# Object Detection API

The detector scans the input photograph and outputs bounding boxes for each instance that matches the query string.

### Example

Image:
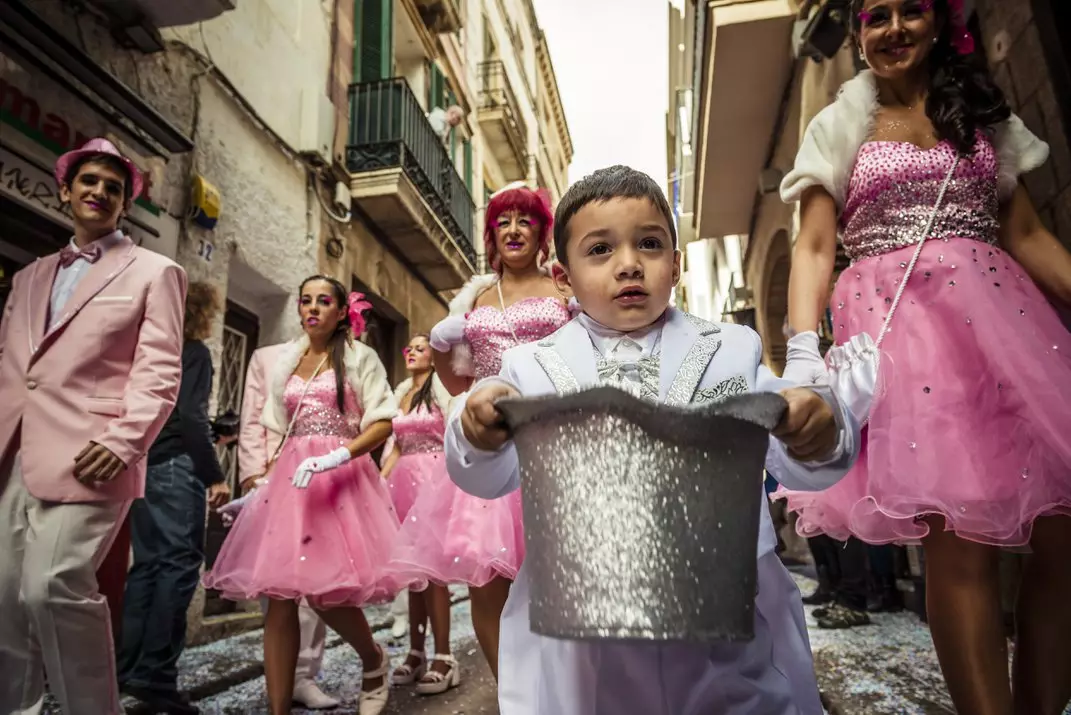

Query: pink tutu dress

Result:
[203,371,415,607]
[778,137,1071,547]
[385,404,447,521]
[392,297,571,585]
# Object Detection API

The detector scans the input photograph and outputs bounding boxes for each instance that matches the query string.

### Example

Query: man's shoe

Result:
[293,680,341,709]
[121,684,200,715]
[817,603,871,630]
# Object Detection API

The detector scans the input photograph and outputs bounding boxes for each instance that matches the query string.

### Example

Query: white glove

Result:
[429,315,467,352]
[292,447,352,489]
[219,487,257,526]
[781,331,829,386]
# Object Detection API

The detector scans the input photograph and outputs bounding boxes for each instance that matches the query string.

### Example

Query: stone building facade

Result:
[2,0,571,642]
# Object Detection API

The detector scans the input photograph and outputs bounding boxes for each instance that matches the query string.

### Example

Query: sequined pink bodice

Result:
[285,371,362,439]
[464,297,571,381]
[841,136,1000,263]
[393,405,445,455]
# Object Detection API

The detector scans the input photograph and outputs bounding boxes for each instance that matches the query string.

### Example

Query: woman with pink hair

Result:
[390,182,571,680]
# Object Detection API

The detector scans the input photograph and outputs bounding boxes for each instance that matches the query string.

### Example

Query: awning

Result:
[0,0,193,154]
[694,0,795,238]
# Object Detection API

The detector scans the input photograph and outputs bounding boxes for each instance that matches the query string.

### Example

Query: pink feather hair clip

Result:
[347,292,373,338]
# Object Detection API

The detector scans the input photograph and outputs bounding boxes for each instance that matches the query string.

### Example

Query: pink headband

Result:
[347,292,372,338]
[858,0,974,55]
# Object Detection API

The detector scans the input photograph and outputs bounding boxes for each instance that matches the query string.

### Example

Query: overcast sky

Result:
[534,0,670,188]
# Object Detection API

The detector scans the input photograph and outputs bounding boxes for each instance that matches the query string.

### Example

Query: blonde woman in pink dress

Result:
[396,183,571,680]
[379,334,461,695]
[203,276,414,715]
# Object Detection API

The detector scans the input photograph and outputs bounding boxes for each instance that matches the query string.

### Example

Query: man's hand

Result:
[73,442,126,485]
[207,481,231,509]
[461,383,519,452]
[773,388,838,463]
[240,475,262,494]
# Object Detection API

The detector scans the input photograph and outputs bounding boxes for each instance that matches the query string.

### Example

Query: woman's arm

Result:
[344,420,393,459]
[434,349,473,396]
[787,187,840,333]
[998,184,1071,307]
[380,443,400,479]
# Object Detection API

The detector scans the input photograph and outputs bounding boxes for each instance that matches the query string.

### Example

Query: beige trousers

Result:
[0,455,129,715]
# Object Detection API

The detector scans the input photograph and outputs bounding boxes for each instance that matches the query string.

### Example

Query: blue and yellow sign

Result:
[190,175,221,230]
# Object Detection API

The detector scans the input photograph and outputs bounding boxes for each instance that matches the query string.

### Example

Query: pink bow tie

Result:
[58,243,102,268]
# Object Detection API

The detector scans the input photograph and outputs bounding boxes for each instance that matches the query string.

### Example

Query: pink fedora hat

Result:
[54,137,144,200]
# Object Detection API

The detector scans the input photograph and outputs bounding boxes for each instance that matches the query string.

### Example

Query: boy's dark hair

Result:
[553,165,677,265]
[63,153,135,202]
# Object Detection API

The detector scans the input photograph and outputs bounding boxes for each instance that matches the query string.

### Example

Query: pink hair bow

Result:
[347,292,372,338]
[947,0,975,55]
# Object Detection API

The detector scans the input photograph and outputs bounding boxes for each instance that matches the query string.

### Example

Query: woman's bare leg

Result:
[469,576,511,680]
[921,517,1012,715]
[1013,515,1071,714]
[315,606,385,692]
[264,598,301,715]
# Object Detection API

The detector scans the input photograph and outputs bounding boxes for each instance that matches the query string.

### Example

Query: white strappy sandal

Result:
[390,649,427,685]
[358,644,391,715]
[415,653,461,695]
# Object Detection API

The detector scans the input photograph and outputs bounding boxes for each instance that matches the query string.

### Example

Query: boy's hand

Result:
[462,383,520,452]
[773,388,838,462]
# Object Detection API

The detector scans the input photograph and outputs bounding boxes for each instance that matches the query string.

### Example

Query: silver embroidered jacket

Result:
[442,307,861,715]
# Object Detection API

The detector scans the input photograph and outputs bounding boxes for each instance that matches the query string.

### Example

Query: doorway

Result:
[202,300,259,617]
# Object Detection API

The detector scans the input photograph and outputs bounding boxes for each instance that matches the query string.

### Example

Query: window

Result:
[464,139,473,191]
[356,0,393,82]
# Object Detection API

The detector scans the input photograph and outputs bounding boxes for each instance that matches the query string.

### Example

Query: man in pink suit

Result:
[232,343,338,709]
[0,138,186,715]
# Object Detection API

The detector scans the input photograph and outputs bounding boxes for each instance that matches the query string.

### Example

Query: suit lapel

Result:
[659,308,722,405]
[36,238,137,355]
[27,255,61,354]
[533,319,598,394]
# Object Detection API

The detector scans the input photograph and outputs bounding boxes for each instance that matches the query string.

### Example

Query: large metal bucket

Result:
[497,387,786,644]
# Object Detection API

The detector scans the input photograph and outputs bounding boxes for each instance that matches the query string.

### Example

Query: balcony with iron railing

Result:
[346,78,476,291]
[477,60,528,181]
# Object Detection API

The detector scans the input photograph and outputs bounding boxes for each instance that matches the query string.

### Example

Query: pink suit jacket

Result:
[0,236,187,503]
[237,343,288,484]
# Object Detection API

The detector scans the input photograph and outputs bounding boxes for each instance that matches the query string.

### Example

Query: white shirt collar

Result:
[68,229,124,252]
[575,311,666,360]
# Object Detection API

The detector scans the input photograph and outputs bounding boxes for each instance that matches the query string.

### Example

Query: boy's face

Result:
[60,160,128,232]
[554,197,679,333]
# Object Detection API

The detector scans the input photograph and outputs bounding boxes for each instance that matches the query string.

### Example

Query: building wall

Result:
[976,0,1071,249]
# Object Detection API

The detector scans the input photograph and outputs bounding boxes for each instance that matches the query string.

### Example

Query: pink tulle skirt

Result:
[777,238,1071,547]
[386,451,447,521]
[203,436,420,608]
[390,473,525,587]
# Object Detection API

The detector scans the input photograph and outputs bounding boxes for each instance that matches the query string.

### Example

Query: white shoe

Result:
[416,654,461,696]
[292,680,341,709]
[358,644,391,715]
[390,614,409,640]
[390,649,427,685]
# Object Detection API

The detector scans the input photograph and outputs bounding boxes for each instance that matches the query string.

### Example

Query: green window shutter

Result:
[447,88,458,160]
[428,64,446,108]
[463,140,473,191]
[357,0,393,82]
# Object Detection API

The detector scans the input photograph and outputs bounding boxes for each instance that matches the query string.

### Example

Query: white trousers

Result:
[0,455,130,715]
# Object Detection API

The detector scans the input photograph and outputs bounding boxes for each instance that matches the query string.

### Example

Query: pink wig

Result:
[483,186,554,273]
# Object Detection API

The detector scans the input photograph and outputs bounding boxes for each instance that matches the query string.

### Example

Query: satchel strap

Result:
[267,354,329,466]
[874,155,960,349]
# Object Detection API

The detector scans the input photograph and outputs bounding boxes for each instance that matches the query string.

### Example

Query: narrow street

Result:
[101,578,972,715]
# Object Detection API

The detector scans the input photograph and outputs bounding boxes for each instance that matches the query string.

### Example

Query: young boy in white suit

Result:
[445,165,860,715]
